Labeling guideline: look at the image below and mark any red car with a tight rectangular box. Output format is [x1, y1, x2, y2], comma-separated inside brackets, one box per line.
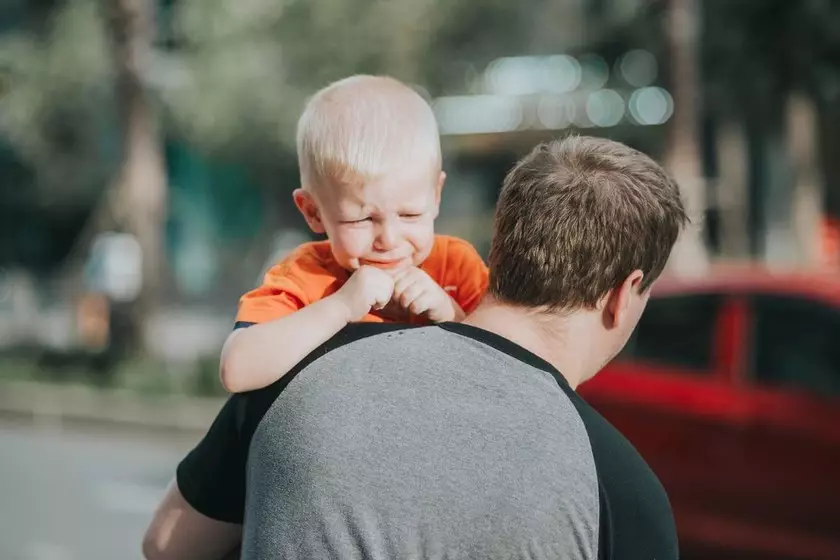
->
[578, 267, 840, 560]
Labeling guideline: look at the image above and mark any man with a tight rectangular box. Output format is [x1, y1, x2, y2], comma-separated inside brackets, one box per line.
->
[143, 135, 688, 560]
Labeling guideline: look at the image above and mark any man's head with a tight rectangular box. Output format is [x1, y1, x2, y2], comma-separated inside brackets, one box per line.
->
[488, 135, 687, 377]
[293, 75, 445, 273]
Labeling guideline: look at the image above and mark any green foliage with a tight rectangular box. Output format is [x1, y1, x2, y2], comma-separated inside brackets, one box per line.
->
[0, 0, 114, 205]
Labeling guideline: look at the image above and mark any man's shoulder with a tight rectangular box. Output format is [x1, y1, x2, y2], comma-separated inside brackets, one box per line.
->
[439, 322, 677, 557]
[566, 392, 679, 559]
[176, 321, 421, 525]
[322, 322, 417, 352]
[569, 394, 666, 486]
[238, 322, 417, 428]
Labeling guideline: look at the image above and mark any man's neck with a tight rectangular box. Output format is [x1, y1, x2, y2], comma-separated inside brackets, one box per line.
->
[463, 298, 600, 390]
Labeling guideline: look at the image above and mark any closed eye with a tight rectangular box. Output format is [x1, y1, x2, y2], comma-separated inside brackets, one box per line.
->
[400, 213, 424, 220]
[341, 217, 371, 224]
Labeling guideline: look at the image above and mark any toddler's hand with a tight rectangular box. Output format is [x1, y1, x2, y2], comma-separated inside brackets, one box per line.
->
[392, 267, 457, 323]
[334, 266, 395, 322]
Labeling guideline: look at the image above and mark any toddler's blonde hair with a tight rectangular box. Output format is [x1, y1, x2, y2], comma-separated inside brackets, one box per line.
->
[296, 75, 441, 192]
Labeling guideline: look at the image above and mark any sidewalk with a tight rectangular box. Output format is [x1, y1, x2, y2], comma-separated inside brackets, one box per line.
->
[0, 379, 225, 433]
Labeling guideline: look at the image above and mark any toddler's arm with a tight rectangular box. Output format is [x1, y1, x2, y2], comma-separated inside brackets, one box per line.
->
[219, 266, 394, 393]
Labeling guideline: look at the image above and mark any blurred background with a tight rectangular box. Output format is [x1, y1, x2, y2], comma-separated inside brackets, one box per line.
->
[1, 0, 839, 558]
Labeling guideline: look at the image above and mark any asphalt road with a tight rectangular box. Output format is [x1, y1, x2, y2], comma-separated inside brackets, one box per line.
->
[0, 420, 200, 560]
[0, 418, 743, 560]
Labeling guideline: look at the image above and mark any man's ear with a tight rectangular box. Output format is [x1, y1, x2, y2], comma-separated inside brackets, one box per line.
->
[293, 188, 325, 234]
[602, 269, 644, 329]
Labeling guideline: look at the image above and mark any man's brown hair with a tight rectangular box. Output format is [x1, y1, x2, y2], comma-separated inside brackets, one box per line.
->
[488, 135, 687, 311]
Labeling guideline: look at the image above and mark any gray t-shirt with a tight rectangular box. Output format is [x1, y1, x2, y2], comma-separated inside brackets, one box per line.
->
[178, 322, 677, 559]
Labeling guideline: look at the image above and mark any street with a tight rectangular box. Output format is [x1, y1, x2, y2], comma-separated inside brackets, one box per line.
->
[0, 420, 200, 560]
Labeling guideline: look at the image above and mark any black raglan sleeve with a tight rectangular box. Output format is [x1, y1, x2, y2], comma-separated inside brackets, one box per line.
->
[568, 392, 679, 560]
[176, 395, 250, 523]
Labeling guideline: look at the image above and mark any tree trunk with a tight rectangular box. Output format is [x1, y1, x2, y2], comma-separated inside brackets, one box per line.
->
[663, 0, 709, 276]
[788, 93, 822, 268]
[714, 120, 750, 259]
[743, 90, 798, 267]
[101, 0, 168, 354]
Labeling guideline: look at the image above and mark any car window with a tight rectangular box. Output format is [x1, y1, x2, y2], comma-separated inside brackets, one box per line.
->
[619, 293, 721, 371]
[751, 295, 840, 397]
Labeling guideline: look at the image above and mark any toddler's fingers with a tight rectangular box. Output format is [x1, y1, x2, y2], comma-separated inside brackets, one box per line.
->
[408, 293, 433, 316]
[398, 284, 424, 308]
[373, 286, 393, 310]
[392, 273, 416, 295]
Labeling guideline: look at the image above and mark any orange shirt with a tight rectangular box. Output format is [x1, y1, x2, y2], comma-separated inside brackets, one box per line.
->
[236, 235, 489, 325]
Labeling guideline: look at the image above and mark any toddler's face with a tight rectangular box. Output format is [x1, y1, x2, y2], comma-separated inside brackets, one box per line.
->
[316, 165, 444, 274]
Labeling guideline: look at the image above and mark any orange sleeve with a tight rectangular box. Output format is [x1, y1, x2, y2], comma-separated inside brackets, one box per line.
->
[444, 238, 489, 314]
[235, 260, 309, 325]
